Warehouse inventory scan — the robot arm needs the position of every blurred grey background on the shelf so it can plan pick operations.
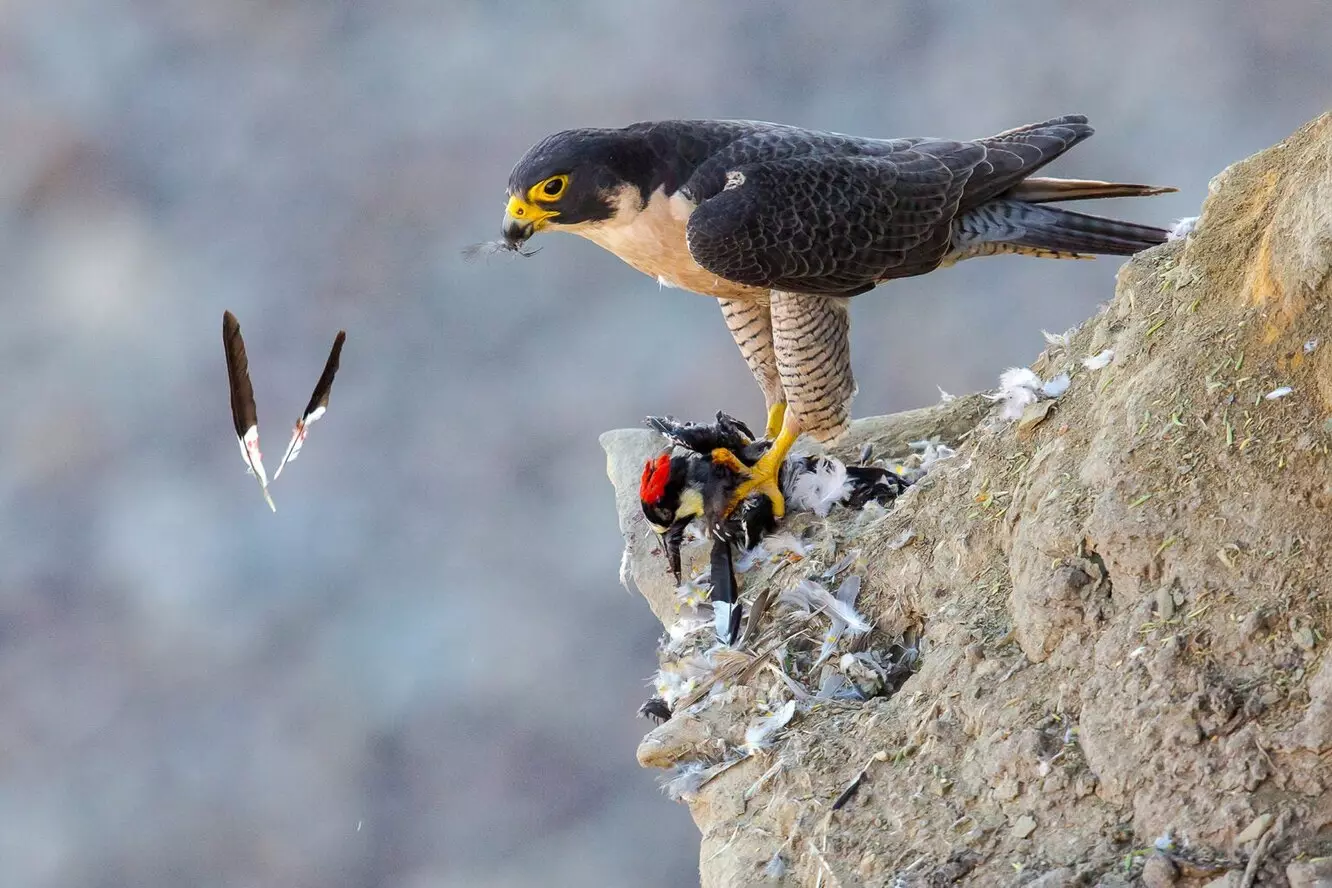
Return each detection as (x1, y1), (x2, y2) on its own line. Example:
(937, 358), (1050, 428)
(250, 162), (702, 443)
(2, 1), (1328, 885)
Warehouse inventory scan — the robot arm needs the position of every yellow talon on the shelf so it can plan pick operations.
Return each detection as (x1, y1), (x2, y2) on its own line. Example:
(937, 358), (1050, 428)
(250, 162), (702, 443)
(727, 421), (799, 519)
(764, 402), (787, 439)
(710, 448), (749, 474)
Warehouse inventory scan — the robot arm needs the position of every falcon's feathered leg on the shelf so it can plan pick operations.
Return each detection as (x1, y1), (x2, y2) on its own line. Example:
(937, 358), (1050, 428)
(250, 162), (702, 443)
(726, 292), (855, 518)
(718, 297), (786, 438)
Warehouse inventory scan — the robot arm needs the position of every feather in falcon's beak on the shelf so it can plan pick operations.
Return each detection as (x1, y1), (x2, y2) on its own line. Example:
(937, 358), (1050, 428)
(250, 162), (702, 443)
(503, 193), (558, 248)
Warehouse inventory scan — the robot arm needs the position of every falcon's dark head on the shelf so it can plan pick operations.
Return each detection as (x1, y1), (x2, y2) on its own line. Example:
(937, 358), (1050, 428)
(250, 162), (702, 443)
(503, 128), (655, 248)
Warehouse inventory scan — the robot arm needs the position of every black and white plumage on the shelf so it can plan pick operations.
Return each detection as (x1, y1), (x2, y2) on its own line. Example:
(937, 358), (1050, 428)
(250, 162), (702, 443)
(504, 115), (1174, 522)
(274, 330), (346, 480)
(223, 311), (275, 512)
(221, 312), (347, 510)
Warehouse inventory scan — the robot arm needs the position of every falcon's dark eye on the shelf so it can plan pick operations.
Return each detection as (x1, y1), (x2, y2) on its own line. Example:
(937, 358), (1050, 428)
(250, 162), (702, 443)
(543, 177), (564, 196)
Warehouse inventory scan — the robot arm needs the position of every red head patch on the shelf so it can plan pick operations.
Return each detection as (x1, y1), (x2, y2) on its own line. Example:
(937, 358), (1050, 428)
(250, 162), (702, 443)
(640, 451), (672, 504)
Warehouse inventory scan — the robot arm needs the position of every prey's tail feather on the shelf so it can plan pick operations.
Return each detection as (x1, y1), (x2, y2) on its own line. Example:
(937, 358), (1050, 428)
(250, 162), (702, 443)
(956, 200), (1170, 257)
(1005, 177), (1177, 204)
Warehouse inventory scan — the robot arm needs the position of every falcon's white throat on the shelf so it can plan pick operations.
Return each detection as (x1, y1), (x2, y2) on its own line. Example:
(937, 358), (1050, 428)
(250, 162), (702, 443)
(565, 184), (767, 300)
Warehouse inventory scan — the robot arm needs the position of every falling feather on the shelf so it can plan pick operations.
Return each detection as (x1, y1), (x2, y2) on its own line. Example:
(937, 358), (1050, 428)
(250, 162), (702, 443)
(786, 457), (851, 517)
(274, 330), (346, 480)
(764, 854), (787, 879)
(222, 312), (275, 512)
(742, 699), (796, 754)
(1265, 386), (1294, 400)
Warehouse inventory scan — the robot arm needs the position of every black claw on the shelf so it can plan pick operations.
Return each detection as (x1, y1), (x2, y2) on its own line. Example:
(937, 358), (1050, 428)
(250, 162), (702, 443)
(662, 520), (687, 585)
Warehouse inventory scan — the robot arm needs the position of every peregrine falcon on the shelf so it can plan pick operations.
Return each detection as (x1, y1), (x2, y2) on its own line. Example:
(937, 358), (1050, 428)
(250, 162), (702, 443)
(501, 115), (1174, 517)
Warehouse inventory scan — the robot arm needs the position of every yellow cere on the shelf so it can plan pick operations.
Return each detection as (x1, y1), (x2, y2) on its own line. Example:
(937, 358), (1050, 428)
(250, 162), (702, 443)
(504, 194), (558, 228)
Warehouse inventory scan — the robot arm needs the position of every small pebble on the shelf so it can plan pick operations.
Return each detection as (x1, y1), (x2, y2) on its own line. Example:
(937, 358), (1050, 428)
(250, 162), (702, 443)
(1142, 852), (1180, 888)
(1011, 814), (1037, 839)
(1287, 856), (1332, 888)
(1157, 587), (1176, 621)
(1234, 811), (1272, 845)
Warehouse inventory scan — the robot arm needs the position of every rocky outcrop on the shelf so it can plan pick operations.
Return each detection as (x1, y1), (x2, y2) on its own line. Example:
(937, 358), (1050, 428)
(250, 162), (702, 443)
(603, 114), (1332, 887)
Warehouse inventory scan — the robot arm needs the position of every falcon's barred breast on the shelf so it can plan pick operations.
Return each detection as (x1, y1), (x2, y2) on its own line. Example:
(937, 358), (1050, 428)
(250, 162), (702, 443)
(500, 114), (1174, 518)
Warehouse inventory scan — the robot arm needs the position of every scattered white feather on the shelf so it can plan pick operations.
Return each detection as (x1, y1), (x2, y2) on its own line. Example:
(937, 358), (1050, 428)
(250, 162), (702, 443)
(886, 527), (915, 550)
(778, 580), (871, 634)
(660, 763), (709, 801)
(985, 367), (1042, 420)
(1168, 217), (1198, 240)
(1041, 373), (1071, 398)
(743, 699), (796, 754)
(822, 550), (859, 579)
(998, 367), (1042, 391)
(774, 665), (812, 702)
(1305, 338), (1319, 354)
(816, 671), (864, 700)
(813, 574), (862, 667)
(618, 545), (634, 591)
(764, 853), (787, 879)
(937, 386), (956, 403)
(910, 439), (957, 474)
(1265, 386), (1294, 400)
(665, 614), (711, 648)
(1082, 348), (1114, 370)
(733, 544), (763, 573)
(1042, 328), (1071, 348)
(987, 366), (1073, 421)
(1154, 831), (1175, 852)
(652, 654), (713, 707)
(760, 532), (807, 559)
(675, 579), (710, 610)
(786, 457), (852, 517)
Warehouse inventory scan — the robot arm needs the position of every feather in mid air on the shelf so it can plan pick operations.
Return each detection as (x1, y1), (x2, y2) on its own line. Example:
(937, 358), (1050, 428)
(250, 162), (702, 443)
(274, 330), (346, 480)
(221, 312), (346, 511)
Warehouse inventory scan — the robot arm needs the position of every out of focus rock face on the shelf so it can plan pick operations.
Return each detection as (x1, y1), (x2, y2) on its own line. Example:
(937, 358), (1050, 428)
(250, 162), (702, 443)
(607, 115), (1332, 888)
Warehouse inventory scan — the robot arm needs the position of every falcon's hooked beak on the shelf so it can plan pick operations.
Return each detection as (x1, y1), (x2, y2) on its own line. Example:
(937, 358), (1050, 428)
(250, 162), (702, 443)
(503, 194), (558, 248)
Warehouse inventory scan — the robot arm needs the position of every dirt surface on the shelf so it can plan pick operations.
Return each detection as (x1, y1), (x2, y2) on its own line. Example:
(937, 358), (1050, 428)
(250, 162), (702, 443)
(603, 114), (1332, 887)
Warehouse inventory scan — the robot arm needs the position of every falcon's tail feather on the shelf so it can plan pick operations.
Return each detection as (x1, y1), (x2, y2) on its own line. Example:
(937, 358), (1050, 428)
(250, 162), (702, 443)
(958, 200), (1169, 257)
(1006, 177), (1177, 204)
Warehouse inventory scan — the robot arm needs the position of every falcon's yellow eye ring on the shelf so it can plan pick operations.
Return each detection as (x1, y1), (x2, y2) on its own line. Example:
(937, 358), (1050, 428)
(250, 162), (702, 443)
(530, 174), (569, 203)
